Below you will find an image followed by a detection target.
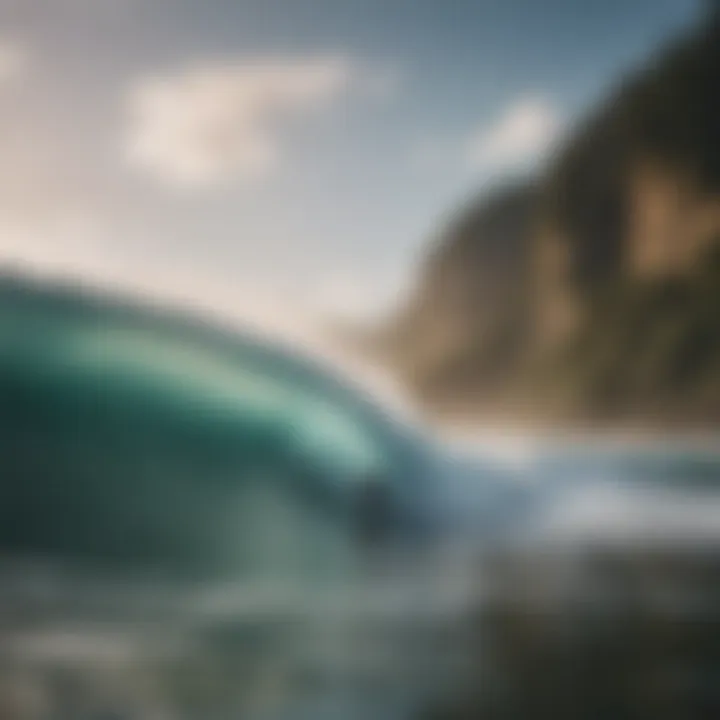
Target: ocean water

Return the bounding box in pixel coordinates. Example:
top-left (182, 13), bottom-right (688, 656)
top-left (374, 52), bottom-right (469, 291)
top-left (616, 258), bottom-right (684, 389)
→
top-left (0, 438), bottom-right (718, 720)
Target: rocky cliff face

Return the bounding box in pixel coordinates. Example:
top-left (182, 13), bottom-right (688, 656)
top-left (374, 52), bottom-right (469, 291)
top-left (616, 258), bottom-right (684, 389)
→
top-left (385, 184), bottom-right (538, 406)
top-left (384, 10), bottom-right (720, 426)
top-left (626, 161), bottom-right (720, 278)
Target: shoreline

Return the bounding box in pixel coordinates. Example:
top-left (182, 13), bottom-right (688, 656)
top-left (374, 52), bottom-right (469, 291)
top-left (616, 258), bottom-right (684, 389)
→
top-left (428, 420), bottom-right (720, 454)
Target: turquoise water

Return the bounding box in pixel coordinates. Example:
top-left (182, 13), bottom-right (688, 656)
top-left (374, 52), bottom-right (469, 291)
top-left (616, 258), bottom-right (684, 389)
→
top-left (0, 278), bottom-right (717, 719)
top-left (0, 441), bottom-right (717, 719)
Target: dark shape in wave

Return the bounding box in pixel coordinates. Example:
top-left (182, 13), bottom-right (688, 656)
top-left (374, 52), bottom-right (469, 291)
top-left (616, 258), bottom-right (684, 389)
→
top-left (0, 270), bottom-right (432, 580)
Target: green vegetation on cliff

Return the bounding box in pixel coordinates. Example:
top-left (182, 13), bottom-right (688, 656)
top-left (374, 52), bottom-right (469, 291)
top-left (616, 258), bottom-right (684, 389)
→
top-left (387, 10), bottom-right (720, 426)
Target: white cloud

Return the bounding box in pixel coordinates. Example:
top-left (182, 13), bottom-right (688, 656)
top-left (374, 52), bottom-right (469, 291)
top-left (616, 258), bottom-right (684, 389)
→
top-left (467, 95), bottom-right (563, 173)
top-left (0, 39), bottom-right (29, 84)
top-left (124, 56), bottom-right (354, 187)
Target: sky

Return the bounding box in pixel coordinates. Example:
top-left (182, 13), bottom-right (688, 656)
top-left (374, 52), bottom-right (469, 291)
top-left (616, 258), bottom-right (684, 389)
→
top-left (0, 0), bottom-right (703, 338)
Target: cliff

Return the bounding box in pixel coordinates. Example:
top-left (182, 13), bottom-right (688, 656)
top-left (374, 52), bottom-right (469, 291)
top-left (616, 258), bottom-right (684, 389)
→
top-left (384, 10), bottom-right (720, 427)
top-left (384, 183), bottom-right (537, 403)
